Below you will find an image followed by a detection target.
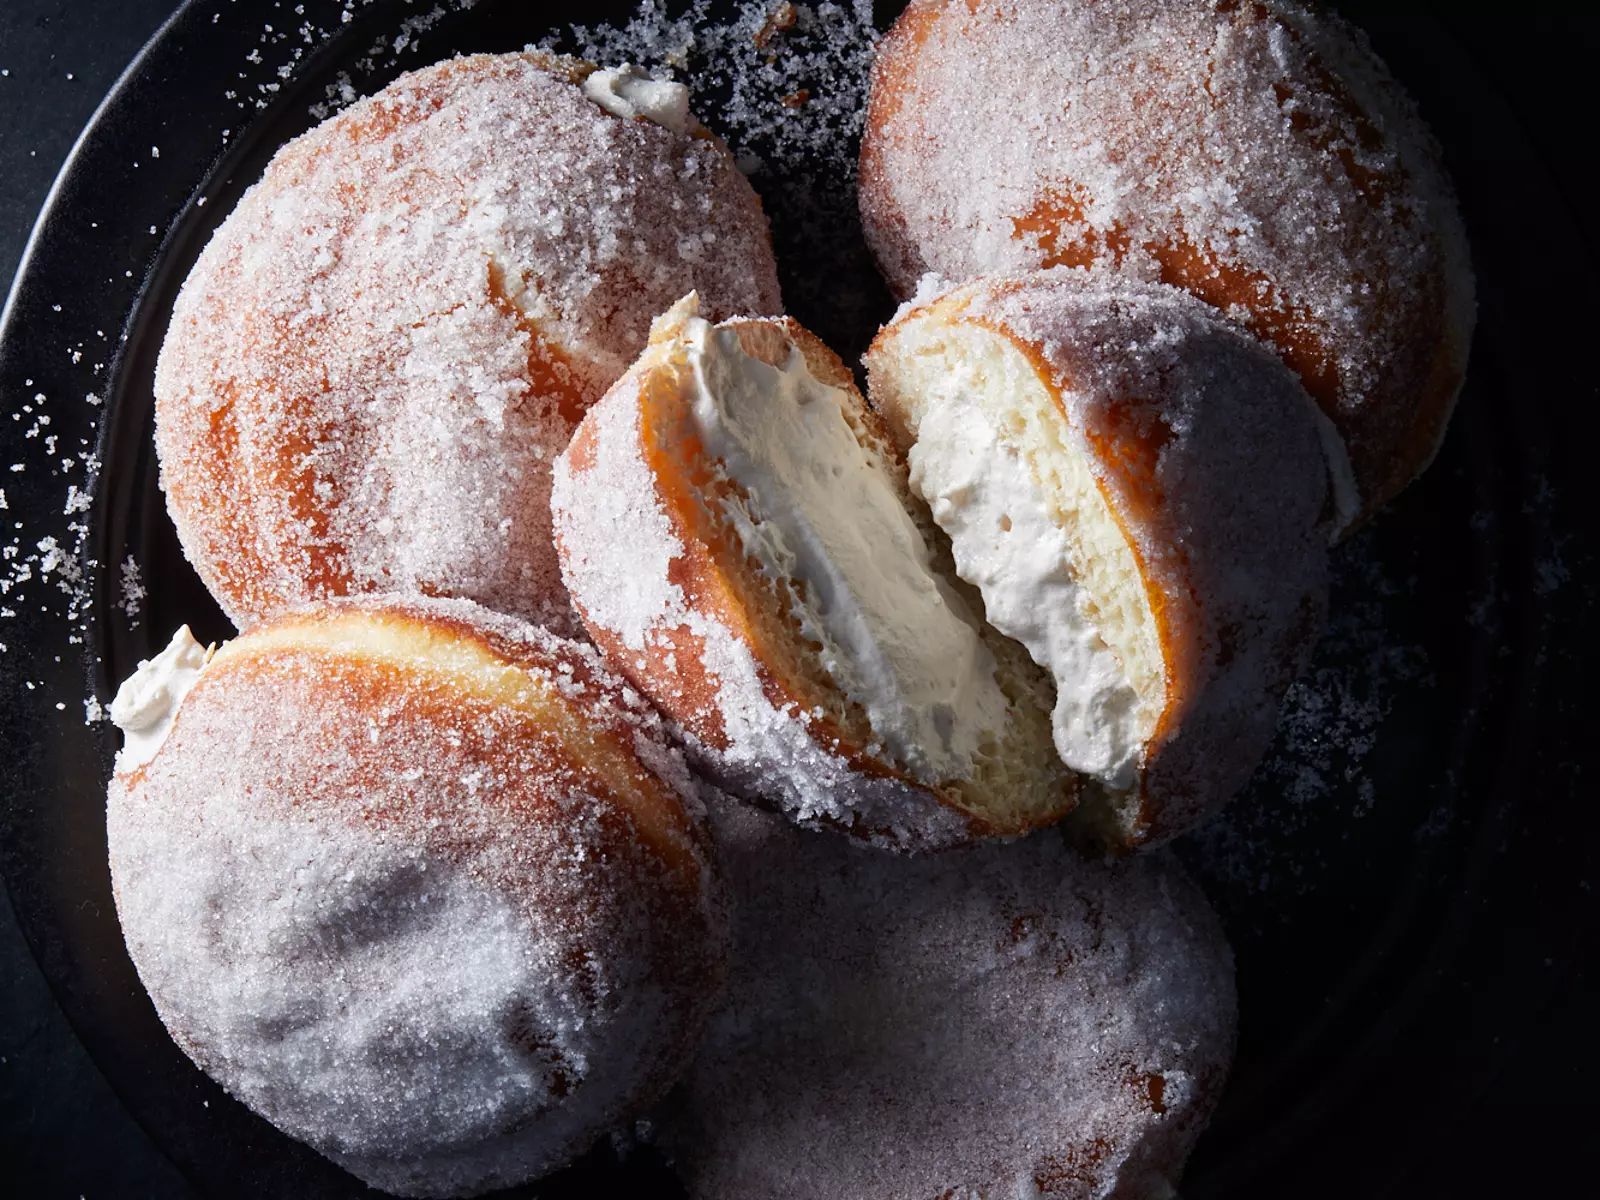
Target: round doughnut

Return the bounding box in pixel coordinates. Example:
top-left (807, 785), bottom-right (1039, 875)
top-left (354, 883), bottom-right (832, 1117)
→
top-left (865, 270), bottom-right (1329, 849)
top-left (859, 0), bottom-right (1475, 529)
top-left (155, 52), bottom-right (783, 635)
top-left (105, 597), bottom-right (727, 1198)
top-left (551, 295), bottom-right (1076, 852)
top-left (658, 796), bottom-right (1238, 1199)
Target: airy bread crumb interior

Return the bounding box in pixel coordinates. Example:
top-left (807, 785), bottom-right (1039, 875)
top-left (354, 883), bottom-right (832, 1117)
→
top-left (868, 314), bottom-right (1169, 845)
top-left (646, 314), bottom-right (1074, 837)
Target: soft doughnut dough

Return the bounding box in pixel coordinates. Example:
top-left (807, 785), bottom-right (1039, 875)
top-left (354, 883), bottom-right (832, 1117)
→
top-left (865, 271), bottom-right (1329, 849)
top-left (156, 52), bottom-right (782, 634)
top-left (106, 597), bottom-right (726, 1198)
top-left (659, 796), bottom-right (1238, 1199)
top-left (859, 0), bottom-right (1475, 529)
top-left (552, 296), bottom-right (1075, 852)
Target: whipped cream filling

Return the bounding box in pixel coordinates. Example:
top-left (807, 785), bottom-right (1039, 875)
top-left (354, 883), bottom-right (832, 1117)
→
top-left (1305, 398), bottom-right (1362, 541)
top-left (110, 625), bottom-right (213, 773)
top-left (581, 64), bottom-right (693, 136)
top-left (682, 317), bottom-right (1012, 783)
top-left (907, 395), bottom-right (1142, 788)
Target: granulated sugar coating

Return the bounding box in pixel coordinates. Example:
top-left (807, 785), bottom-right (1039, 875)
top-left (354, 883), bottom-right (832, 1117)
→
top-left (551, 312), bottom-right (998, 852)
top-left (106, 596), bottom-right (727, 1197)
top-left (155, 51), bottom-right (781, 635)
top-left (1179, 531), bottom-right (1434, 900)
top-left (659, 797), bottom-right (1237, 1199)
top-left (860, 0), bottom-right (1475, 525)
top-left (868, 271), bottom-right (1330, 849)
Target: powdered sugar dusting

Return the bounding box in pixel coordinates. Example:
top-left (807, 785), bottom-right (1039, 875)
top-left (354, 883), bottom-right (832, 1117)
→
top-left (661, 797), bottom-right (1237, 1198)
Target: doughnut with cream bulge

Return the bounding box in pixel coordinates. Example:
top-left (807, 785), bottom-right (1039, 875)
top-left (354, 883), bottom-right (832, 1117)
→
top-left (659, 795), bottom-right (1238, 1199)
top-left (859, 0), bottom-right (1475, 530)
top-left (865, 271), bottom-right (1330, 850)
top-left (155, 51), bottom-right (782, 636)
top-left (551, 295), bottom-right (1075, 852)
top-left (105, 597), bottom-right (727, 1198)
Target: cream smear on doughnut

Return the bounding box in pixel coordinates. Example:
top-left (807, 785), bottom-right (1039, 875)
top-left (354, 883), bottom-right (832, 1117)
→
top-left (682, 317), bottom-right (1011, 784)
top-left (109, 625), bottom-right (213, 773)
top-left (581, 64), bottom-right (692, 135)
top-left (906, 376), bottom-right (1143, 789)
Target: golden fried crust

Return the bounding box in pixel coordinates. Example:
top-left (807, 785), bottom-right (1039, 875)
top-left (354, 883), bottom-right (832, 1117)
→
top-left (554, 303), bottom-right (1082, 849)
top-left (860, 0), bottom-right (1475, 527)
top-left (557, 317), bottom-right (965, 838)
top-left (108, 595), bottom-right (726, 1194)
top-left (660, 798), bottom-right (1238, 1199)
top-left (870, 274), bottom-right (1329, 849)
top-left (156, 52), bottom-right (782, 632)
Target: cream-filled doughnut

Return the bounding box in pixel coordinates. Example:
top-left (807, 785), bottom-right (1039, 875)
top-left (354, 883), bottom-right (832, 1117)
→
top-left (156, 52), bottom-right (782, 635)
top-left (859, 0), bottom-right (1475, 529)
top-left (659, 796), bottom-right (1238, 1199)
top-left (106, 598), bottom-right (726, 1198)
top-left (551, 296), bottom-right (1074, 852)
top-left (865, 271), bottom-right (1329, 849)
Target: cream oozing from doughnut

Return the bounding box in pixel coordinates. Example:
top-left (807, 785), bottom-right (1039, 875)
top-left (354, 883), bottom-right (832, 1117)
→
top-left (867, 272), bottom-right (1329, 849)
top-left (107, 597), bottom-right (727, 1198)
top-left (155, 52), bottom-right (782, 633)
top-left (682, 315), bottom-right (1011, 783)
top-left (907, 372), bottom-right (1143, 787)
top-left (581, 64), bottom-right (692, 134)
top-left (553, 300), bottom-right (1074, 851)
top-left (108, 625), bottom-right (214, 773)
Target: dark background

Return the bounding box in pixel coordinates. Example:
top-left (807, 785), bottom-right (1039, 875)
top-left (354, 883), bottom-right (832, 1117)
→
top-left (2, 2), bottom-right (1597, 1197)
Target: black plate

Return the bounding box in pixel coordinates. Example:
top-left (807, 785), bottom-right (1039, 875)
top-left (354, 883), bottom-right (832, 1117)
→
top-left (1, 2), bottom-right (1596, 1196)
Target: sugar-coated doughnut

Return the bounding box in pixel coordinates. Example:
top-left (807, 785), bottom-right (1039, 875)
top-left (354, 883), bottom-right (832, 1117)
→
top-left (659, 796), bottom-right (1237, 1199)
top-left (552, 295), bottom-right (1076, 852)
top-left (865, 271), bottom-right (1329, 849)
top-left (106, 597), bottom-right (726, 1198)
top-left (859, 0), bottom-right (1475, 529)
top-left (156, 52), bottom-right (783, 634)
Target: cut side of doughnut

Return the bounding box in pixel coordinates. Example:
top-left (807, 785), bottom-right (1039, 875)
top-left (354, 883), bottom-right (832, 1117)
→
top-left (867, 272), bottom-right (1330, 849)
top-left (107, 596), bottom-right (726, 1198)
top-left (870, 312), bottom-right (1161, 847)
top-left (554, 296), bottom-right (1073, 851)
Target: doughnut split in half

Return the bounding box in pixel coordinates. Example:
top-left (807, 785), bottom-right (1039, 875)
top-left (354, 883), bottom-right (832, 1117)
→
top-left (865, 271), bottom-right (1329, 849)
top-left (860, 0), bottom-right (1475, 529)
top-left (660, 797), bottom-right (1238, 1199)
top-left (156, 52), bottom-right (782, 635)
top-left (552, 296), bottom-right (1075, 852)
top-left (106, 598), bottom-right (726, 1198)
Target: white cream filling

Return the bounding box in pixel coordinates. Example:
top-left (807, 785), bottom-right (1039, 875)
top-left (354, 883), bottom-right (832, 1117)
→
top-left (1306, 397), bottom-right (1362, 541)
top-left (682, 317), bottom-right (1012, 783)
top-left (907, 394), bottom-right (1142, 789)
top-left (110, 625), bottom-right (213, 773)
top-left (581, 64), bottom-right (693, 136)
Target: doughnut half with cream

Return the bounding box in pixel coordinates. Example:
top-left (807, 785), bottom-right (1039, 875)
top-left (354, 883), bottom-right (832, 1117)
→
top-left (106, 597), bottom-right (726, 1198)
top-left (859, 0), bottom-right (1475, 529)
top-left (552, 296), bottom-right (1074, 852)
top-left (865, 271), bottom-right (1329, 850)
top-left (156, 52), bottom-right (782, 635)
top-left (659, 796), bottom-right (1237, 1199)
